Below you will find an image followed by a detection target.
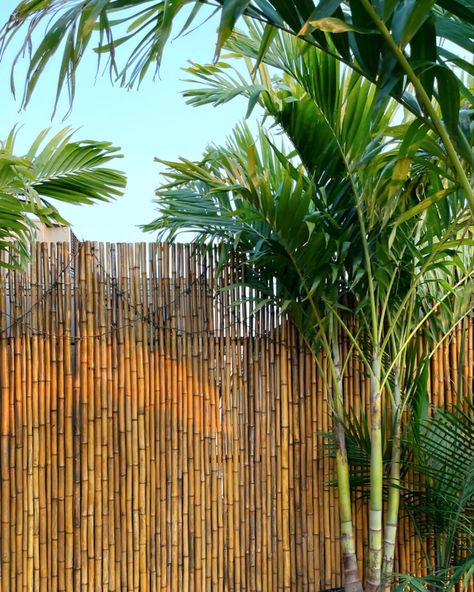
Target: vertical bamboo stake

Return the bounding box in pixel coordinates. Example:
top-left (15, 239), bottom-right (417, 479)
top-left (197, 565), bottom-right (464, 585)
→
top-left (288, 325), bottom-right (297, 590)
top-left (30, 246), bottom-right (41, 592)
top-left (121, 244), bottom-right (134, 591)
top-left (63, 242), bottom-right (74, 592)
top-left (115, 244), bottom-right (123, 588)
top-left (115, 243), bottom-right (127, 589)
top-left (197, 247), bottom-right (211, 592)
top-left (85, 243), bottom-right (96, 591)
top-left (89, 242), bottom-right (101, 592)
top-left (140, 243), bottom-right (152, 592)
top-left (157, 243), bottom-right (167, 592)
top-left (134, 243), bottom-right (148, 592)
top-left (269, 306), bottom-right (279, 592)
top-left (182, 244), bottom-right (192, 592)
top-left (98, 243), bottom-right (109, 591)
top-left (280, 321), bottom-right (291, 591)
top-left (21, 266), bottom-right (32, 592)
top-left (150, 246), bottom-right (158, 592)
top-left (14, 262), bottom-right (25, 591)
top-left (23, 265), bottom-right (33, 592)
top-left (297, 331), bottom-right (308, 590)
top-left (56, 244), bottom-right (66, 592)
top-left (170, 245), bottom-right (180, 592)
top-left (247, 289), bottom-right (257, 592)
top-left (214, 250), bottom-right (230, 591)
top-left (37, 244), bottom-right (48, 591)
top-left (309, 344), bottom-right (320, 591)
top-left (72, 243), bottom-right (81, 591)
top-left (190, 245), bottom-right (203, 591)
top-left (261, 305), bottom-right (271, 592)
top-left (304, 343), bottom-right (316, 590)
top-left (0, 255), bottom-right (11, 592)
top-left (7, 257), bottom-right (15, 592)
top-left (48, 244), bottom-right (59, 592)
top-left (109, 243), bottom-right (121, 592)
top-left (78, 242), bottom-right (89, 592)
top-left (227, 256), bottom-right (241, 590)
top-left (142, 243), bottom-right (152, 592)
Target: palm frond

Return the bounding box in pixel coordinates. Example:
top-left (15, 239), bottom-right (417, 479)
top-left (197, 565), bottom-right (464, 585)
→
top-left (0, 126), bottom-right (126, 268)
top-left (403, 398), bottom-right (474, 575)
top-left (2, 0), bottom-right (472, 123)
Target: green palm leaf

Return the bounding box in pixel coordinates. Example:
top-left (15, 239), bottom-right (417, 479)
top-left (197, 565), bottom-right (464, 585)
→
top-left (0, 126), bottom-right (126, 268)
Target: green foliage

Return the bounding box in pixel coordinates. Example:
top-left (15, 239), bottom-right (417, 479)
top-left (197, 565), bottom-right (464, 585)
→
top-left (389, 394), bottom-right (474, 591)
top-left (144, 122), bottom-right (336, 342)
top-left (2, 0), bottom-right (473, 210)
top-left (0, 126), bottom-right (126, 268)
top-left (405, 397), bottom-right (474, 567)
top-left (1, 0), bottom-right (471, 120)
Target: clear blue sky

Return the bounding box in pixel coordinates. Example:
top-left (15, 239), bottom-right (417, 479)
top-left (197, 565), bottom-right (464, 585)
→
top-left (0, 1), bottom-right (251, 242)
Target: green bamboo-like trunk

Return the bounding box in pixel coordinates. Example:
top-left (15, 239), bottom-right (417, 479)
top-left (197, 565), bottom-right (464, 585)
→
top-left (332, 339), bottom-right (363, 592)
top-left (382, 365), bottom-right (402, 590)
top-left (366, 346), bottom-right (384, 592)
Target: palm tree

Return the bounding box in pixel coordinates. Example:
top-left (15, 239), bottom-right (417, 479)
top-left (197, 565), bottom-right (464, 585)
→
top-left (1, 0), bottom-right (473, 212)
top-left (0, 126), bottom-right (126, 268)
top-left (145, 28), bottom-right (473, 590)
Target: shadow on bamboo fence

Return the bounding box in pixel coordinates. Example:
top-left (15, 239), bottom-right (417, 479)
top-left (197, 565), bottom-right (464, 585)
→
top-left (0, 242), bottom-right (472, 591)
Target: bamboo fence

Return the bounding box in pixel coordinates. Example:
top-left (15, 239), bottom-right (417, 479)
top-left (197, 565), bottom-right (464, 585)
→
top-left (0, 241), bottom-right (472, 591)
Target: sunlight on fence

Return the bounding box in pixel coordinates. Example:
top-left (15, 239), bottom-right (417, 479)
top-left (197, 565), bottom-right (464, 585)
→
top-left (0, 242), bottom-right (472, 591)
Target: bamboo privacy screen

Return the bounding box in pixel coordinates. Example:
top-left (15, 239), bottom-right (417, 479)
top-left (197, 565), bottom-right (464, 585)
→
top-left (0, 241), bottom-right (472, 592)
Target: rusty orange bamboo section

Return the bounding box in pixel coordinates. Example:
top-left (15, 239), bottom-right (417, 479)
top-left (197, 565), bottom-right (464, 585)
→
top-left (0, 242), bottom-right (472, 591)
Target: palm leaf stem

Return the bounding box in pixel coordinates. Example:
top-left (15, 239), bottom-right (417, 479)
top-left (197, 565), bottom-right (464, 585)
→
top-left (382, 362), bottom-right (402, 589)
top-left (381, 266), bottom-right (474, 393)
top-left (366, 344), bottom-right (384, 592)
top-left (332, 327), bottom-right (364, 592)
top-left (379, 210), bottom-right (471, 368)
top-left (348, 158), bottom-right (383, 591)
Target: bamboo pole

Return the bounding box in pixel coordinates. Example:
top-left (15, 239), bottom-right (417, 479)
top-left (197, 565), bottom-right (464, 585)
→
top-left (73, 243), bottom-right (82, 591)
top-left (48, 243), bottom-right (58, 592)
top-left (98, 243), bottom-right (109, 591)
top-left (1, 255), bottom-right (11, 592)
top-left (151, 244), bottom-right (159, 590)
top-left (156, 243), bottom-right (167, 592)
top-left (170, 244), bottom-right (180, 592)
top-left (12, 262), bottom-right (24, 592)
top-left (62, 242), bottom-right (74, 592)
top-left (55, 243), bottom-right (66, 592)
top-left (78, 242), bottom-right (88, 592)
top-left (90, 243), bottom-right (101, 592)
top-left (108, 242), bottom-right (120, 592)
top-left (20, 266), bottom-right (31, 592)
top-left (183, 244), bottom-right (193, 592)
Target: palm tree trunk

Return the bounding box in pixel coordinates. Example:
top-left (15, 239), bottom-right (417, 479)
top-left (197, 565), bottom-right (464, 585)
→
top-left (382, 364), bottom-right (402, 590)
top-left (365, 346), bottom-right (383, 592)
top-left (332, 339), bottom-right (363, 592)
